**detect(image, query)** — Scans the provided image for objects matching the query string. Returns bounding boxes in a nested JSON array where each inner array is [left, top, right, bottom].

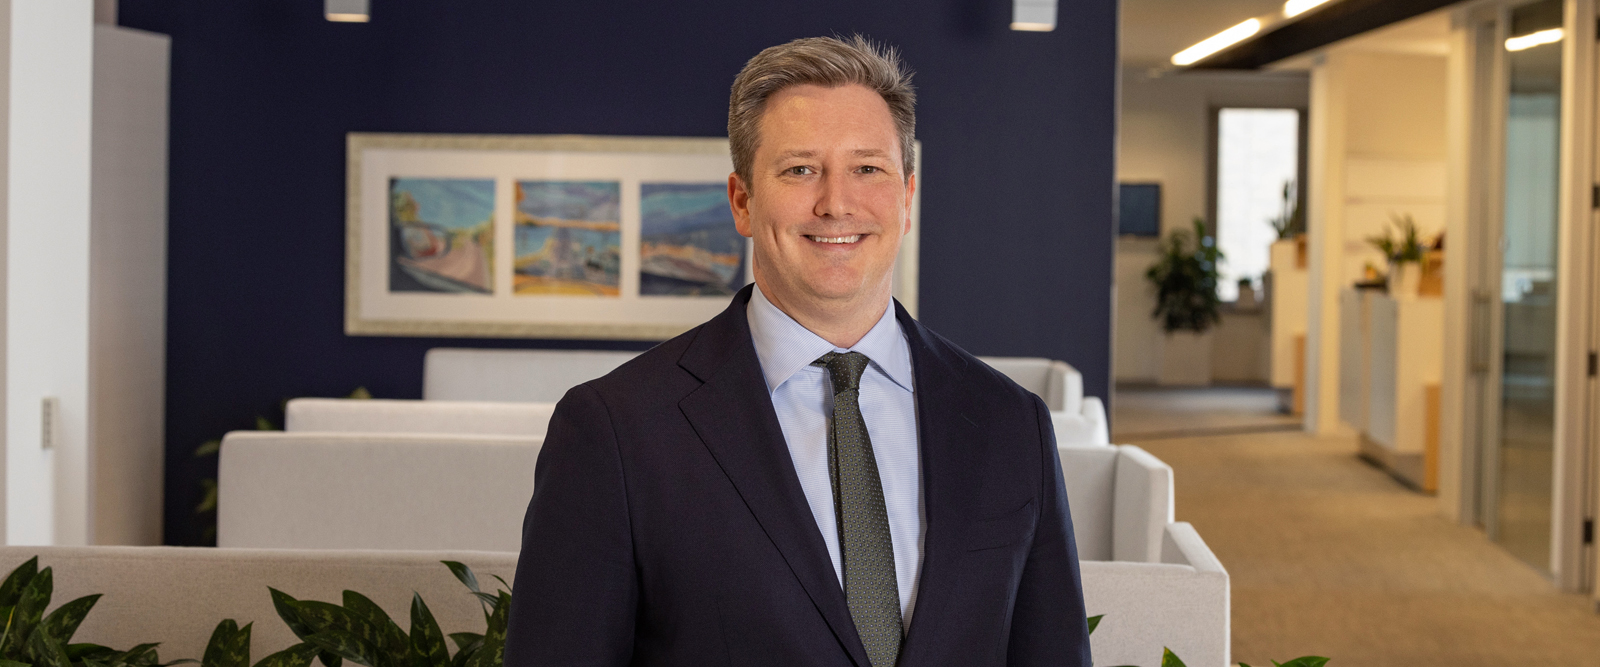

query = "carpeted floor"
[[1115, 387, 1600, 666]]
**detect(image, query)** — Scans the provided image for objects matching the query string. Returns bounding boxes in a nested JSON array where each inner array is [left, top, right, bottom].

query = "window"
[[1215, 108, 1300, 301]]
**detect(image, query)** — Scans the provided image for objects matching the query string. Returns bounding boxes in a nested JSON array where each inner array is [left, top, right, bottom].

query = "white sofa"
[[217, 431, 541, 551], [423, 348, 638, 402], [285, 397, 556, 437], [0, 546, 517, 662], [1081, 523, 1230, 667], [216, 435, 1223, 665], [421, 348, 1110, 446]]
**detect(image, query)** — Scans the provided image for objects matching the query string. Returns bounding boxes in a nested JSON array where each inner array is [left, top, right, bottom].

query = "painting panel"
[[389, 178, 495, 294], [514, 180, 622, 297], [639, 182, 746, 296]]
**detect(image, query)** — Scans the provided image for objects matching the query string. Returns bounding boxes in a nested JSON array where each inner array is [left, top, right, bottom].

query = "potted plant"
[[1365, 214, 1425, 298], [1146, 218, 1223, 386]]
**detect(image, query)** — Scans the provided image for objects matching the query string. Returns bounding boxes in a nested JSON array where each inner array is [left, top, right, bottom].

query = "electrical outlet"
[[41, 397, 57, 449]]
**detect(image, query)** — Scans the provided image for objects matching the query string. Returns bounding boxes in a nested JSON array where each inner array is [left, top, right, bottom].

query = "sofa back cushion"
[[218, 432, 540, 551], [423, 348, 638, 402], [285, 398, 556, 437]]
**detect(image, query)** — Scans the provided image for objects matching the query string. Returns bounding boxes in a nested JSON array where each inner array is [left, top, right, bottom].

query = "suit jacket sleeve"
[[1007, 394, 1093, 666], [505, 383, 637, 667]]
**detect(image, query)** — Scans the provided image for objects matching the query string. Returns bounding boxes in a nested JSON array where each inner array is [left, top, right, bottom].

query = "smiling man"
[[504, 36, 1091, 667]]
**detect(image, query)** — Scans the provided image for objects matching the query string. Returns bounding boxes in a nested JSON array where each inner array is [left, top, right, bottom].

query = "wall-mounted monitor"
[[1118, 182, 1161, 237]]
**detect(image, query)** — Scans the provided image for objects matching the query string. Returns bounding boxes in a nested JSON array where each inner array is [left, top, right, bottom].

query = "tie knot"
[[813, 351, 871, 393]]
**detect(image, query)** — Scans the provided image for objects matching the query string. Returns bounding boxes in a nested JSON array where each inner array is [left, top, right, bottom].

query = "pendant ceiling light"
[[1011, 0, 1056, 32], [326, 0, 370, 23]]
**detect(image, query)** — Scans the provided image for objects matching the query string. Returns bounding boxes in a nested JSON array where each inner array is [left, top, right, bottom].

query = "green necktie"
[[814, 351, 902, 667]]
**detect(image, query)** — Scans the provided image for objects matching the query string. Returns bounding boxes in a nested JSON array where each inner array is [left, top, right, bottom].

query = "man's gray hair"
[[728, 35, 916, 190]]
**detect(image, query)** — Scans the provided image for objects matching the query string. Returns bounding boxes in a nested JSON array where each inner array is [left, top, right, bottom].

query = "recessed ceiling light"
[[1012, 0, 1056, 32], [1284, 0, 1334, 19], [1505, 27, 1563, 51], [1172, 19, 1261, 66], [326, 0, 369, 23]]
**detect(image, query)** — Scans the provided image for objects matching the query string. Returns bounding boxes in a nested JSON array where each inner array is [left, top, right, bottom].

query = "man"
[[504, 36, 1091, 666]]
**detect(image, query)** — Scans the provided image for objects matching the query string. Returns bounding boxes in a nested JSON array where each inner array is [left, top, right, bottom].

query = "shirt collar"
[[746, 283, 914, 395]]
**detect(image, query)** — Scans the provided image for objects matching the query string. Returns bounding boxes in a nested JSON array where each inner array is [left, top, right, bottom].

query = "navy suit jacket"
[[504, 286, 1091, 666]]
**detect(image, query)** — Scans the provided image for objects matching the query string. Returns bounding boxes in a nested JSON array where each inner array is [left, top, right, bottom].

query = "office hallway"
[[1115, 387, 1600, 666]]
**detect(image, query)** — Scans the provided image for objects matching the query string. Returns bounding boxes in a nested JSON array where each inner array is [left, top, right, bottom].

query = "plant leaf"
[[7, 566, 54, 659], [347, 388, 372, 400], [291, 602, 391, 667], [0, 659, 30, 667], [27, 625, 73, 667], [0, 557, 39, 608], [341, 591, 406, 659], [270, 589, 342, 667], [440, 563, 479, 594], [1085, 614, 1102, 635], [201, 620, 251, 667], [406, 594, 448, 667], [67, 643, 119, 662], [106, 642, 161, 667], [465, 592, 510, 667], [445, 635, 480, 653], [40, 593, 100, 644], [1276, 658, 1330, 667], [254, 417, 276, 431], [196, 479, 219, 515], [487, 576, 511, 594], [251, 643, 319, 667], [194, 440, 221, 458], [1161, 647, 1187, 667], [303, 631, 384, 667]]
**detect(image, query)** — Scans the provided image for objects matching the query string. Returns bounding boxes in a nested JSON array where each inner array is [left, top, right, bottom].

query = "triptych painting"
[[348, 134, 918, 340]]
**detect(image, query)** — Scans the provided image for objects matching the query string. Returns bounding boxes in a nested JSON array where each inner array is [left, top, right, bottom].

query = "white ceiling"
[[1121, 0, 1288, 68], [1121, 0, 1454, 69]]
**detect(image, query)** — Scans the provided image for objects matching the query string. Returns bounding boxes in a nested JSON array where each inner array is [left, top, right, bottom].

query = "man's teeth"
[[808, 235, 861, 244]]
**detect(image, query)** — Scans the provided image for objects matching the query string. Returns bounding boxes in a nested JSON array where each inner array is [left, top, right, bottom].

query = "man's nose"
[[813, 169, 855, 219]]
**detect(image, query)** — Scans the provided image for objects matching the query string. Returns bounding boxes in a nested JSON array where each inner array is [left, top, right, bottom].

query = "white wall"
[[1115, 68, 1308, 383], [5, 0, 94, 545]]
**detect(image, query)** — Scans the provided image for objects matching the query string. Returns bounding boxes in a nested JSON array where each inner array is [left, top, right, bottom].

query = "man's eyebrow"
[[851, 148, 891, 158], [775, 150, 818, 160]]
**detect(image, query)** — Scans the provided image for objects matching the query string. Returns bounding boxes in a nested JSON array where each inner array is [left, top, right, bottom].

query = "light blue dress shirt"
[[746, 284, 924, 627]]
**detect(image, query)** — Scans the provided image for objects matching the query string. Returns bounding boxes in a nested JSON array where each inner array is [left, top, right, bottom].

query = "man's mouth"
[[806, 235, 863, 244]]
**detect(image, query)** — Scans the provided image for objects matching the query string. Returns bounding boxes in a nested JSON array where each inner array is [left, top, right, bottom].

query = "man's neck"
[[756, 280, 890, 349]]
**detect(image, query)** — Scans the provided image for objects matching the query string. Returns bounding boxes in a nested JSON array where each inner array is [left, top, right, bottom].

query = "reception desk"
[[1339, 289, 1443, 491]]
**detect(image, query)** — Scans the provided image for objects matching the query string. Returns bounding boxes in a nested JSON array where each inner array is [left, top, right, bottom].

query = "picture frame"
[[346, 133, 921, 340]]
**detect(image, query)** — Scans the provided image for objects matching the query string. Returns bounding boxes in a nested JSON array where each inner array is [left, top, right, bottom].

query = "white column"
[[5, 0, 94, 545], [1303, 53, 1347, 435]]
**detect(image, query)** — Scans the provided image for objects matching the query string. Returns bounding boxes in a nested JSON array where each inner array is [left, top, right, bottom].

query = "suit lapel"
[[894, 303, 989, 662], [677, 287, 870, 667]]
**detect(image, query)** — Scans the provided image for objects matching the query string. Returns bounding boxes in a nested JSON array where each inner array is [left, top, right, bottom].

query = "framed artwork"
[[347, 133, 921, 340]]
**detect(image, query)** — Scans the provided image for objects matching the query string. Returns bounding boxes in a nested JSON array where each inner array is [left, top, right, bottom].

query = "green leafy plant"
[[0, 557, 190, 667], [1365, 214, 1425, 267], [1146, 218, 1224, 334], [192, 388, 372, 545], [200, 561, 508, 667], [1268, 180, 1304, 241]]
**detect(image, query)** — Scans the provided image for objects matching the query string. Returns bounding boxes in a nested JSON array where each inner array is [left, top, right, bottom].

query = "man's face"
[[729, 83, 916, 311]]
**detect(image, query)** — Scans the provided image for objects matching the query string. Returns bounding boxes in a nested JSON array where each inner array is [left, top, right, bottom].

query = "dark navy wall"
[[119, 0, 1118, 546]]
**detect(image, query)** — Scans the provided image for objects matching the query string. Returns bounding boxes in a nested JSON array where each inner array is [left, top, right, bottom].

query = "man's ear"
[[901, 173, 917, 235], [729, 172, 754, 238]]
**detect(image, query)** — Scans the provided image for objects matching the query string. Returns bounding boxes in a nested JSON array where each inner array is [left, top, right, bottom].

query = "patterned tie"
[[813, 351, 902, 667]]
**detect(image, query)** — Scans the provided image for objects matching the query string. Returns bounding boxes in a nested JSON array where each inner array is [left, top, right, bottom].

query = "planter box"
[[1159, 330, 1213, 386]]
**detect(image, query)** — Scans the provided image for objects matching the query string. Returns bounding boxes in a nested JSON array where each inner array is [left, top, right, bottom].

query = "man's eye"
[[786, 166, 814, 176], [859, 165, 881, 174]]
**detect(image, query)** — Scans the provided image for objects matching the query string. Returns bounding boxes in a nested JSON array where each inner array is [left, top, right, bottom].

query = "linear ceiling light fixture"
[[1505, 27, 1563, 51], [1171, 19, 1261, 66], [1011, 0, 1057, 31], [326, 0, 370, 23], [1283, 0, 1336, 19]]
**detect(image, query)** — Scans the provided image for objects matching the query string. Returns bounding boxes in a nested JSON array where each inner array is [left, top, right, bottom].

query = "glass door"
[[1480, 0, 1565, 573]]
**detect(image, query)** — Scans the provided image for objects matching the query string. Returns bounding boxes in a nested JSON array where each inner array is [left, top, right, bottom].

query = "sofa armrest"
[[1160, 522, 1226, 576], [1048, 360, 1084, 416], [1081, 396, 1109, 446], [1111, 445, 1175, 563]]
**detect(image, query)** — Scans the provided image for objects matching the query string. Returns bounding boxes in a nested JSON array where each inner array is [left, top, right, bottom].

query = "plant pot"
[[1389, 262, 1421, 300], [1159, 330, 1213, 386]]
